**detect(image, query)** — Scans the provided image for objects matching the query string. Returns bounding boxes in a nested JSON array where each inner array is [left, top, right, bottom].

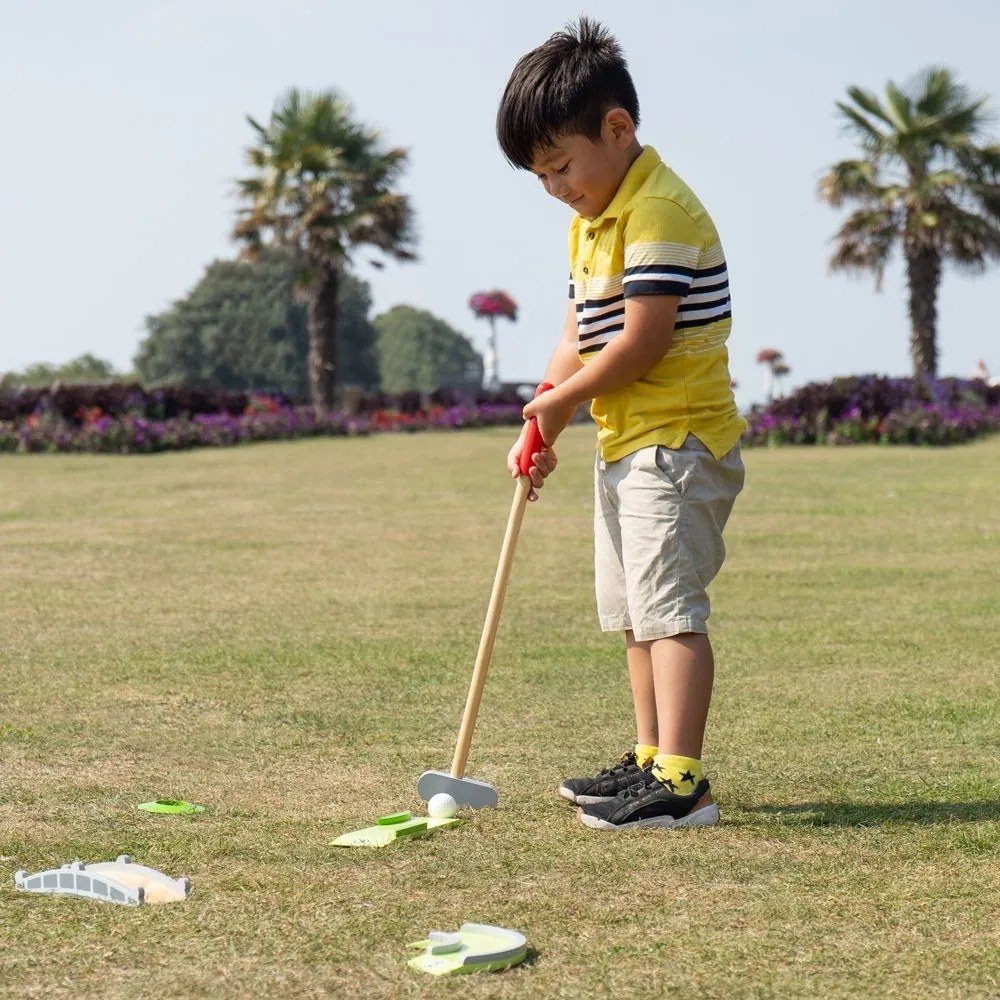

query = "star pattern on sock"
[[652, 757, 702, 797]]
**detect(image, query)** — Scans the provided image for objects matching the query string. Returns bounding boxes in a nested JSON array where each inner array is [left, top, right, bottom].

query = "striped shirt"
[[568, 146, 745, 461]]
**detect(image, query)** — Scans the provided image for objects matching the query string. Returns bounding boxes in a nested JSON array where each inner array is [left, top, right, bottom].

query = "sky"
[[3, 0, 1000, 408]]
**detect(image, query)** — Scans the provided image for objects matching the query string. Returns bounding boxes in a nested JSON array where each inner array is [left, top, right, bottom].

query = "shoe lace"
[[620, 763, 657, 800], [596, 751, 638, 778]]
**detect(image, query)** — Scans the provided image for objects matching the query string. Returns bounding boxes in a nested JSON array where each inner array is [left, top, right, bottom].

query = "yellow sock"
[[634, 743, 658, 768], [652, 754, 703, 794]]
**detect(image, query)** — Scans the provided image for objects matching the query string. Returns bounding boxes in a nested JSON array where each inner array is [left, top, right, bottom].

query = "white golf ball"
[[427, 792, 458, 819]]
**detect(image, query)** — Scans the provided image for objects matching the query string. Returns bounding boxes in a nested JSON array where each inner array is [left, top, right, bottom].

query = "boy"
[[496, 18, 746, 830]]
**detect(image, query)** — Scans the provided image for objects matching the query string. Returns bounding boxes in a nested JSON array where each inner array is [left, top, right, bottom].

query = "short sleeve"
[[621, 197, 703, 298]]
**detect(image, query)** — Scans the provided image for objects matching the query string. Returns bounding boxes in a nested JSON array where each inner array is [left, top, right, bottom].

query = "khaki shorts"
[[594, 435, 745, 641]]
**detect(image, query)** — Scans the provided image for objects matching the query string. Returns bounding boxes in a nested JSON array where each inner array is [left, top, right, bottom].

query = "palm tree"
[[819, 67, 1000, 381], [234, 89, 416, 410]]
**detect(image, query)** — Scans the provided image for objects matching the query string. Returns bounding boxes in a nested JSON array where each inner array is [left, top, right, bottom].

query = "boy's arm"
[[508, 301, 582, 497], [542, 300, 585, 399], [523, 294, 680, 442]]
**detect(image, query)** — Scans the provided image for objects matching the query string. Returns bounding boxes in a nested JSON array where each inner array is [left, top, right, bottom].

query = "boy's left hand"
[[522, 392, 575, 449]]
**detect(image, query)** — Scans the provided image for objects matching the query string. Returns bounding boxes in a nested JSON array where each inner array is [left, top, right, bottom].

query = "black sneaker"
[[558, 751, 648, 805], [578, 774, 719, 830]]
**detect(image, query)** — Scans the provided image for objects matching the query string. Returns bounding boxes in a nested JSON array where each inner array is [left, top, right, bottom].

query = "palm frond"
[[884, 81, 914, 133], [845, 87, 894, 127], [828, 208, 900, 289], [245, 115, 268, 138], [934, 102, 985, 137], [910, 67, 969, 117], [913, 67, 955, 115], [952, 142, 1000, 188], [934, 201, 1000, 266], [817, 159, 885, 207], [836, 102, 886, 155], [964, 180, 1000, 219], [912, 170, 961, 201]]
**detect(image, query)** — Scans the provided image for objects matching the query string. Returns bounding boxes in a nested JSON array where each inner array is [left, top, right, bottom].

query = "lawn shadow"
[[520, 946, 541, 968], [754, 801, 998, 827]]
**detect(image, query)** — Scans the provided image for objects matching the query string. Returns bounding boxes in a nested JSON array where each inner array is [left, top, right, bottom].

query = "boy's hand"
[[521, 391, 575, 453], [507, 429, 558, 502]]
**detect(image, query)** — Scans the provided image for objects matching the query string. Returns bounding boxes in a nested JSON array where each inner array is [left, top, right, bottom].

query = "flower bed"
[[743, 375, 1000, 446], [0, 384, 528, 455], [3, 376, 997, 454]]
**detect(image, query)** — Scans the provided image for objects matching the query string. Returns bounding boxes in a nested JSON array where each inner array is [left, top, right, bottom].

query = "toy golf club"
[[418, 384, 553, 809]]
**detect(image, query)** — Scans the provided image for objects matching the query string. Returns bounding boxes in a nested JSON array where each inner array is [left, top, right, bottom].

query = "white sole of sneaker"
[[558, 786, 618, 805], [578, 802, 721, 831]]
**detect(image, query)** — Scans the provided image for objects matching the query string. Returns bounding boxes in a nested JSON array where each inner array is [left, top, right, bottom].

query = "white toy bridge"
[[14, 855, 191, 906]]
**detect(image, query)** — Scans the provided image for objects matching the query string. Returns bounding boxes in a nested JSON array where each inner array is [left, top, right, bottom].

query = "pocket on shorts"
[[651, 444, 691, 496]]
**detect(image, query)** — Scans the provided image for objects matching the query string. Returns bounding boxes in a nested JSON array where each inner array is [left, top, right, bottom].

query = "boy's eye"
[[556, 162, 570, 174]]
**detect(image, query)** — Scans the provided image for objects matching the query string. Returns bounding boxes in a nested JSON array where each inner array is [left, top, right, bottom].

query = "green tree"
[[1, 353, 121, 388], [134, 248, 378, 397], [336, 277, 380, 390], [819, 67, 1000, 380], [233, 88, 415, 411], [374, 306, 482, 394]]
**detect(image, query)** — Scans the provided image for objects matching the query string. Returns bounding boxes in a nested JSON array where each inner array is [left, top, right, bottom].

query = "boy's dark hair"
[[496, 17, 640, 170]]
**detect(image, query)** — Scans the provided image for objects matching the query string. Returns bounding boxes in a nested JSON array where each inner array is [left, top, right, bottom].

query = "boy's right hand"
[[507, 428, 557, 502]]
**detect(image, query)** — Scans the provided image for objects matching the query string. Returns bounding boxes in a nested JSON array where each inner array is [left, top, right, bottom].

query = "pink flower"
[[756, 348, 783, 364], [469, 290, 518, 321]]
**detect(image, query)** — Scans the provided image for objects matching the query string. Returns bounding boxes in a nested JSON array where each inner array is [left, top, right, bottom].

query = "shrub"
[[743, 375, 1000, 446], [0, 384, 532, 455]]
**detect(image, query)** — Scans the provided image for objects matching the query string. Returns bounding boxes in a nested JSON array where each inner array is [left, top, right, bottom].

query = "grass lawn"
[[1, 426, 998, 998]]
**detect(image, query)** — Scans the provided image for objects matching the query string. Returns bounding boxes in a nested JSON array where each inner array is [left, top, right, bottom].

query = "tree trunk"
[[306, 266, 340, 413], [905, 245, 941, 383]]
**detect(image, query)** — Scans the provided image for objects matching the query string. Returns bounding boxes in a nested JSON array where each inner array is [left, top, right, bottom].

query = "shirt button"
[[583, 266, 589, 274], [587, 231, 595, 240]]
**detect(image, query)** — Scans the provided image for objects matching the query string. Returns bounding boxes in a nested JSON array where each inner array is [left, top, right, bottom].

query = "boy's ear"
[[603, 107, 637, 149]]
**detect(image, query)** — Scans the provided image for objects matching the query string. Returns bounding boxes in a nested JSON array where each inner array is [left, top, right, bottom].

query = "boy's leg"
[[649, 632, 715, 809], [625, 631, 715, 759], [557, 459, 659, 805], [558, 632, 656, 804], [650, 632, 714, 760], [626, 631, 658, 749], [595, 455, 659, 760], [622, 631, 714, 807]]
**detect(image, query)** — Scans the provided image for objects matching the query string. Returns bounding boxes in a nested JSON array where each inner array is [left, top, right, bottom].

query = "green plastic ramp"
[[407, 923, 528, 976], [331, 811, 460, 848]]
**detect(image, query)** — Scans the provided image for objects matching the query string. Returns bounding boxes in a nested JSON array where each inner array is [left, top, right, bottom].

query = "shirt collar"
[[587, 145, 662, 226]]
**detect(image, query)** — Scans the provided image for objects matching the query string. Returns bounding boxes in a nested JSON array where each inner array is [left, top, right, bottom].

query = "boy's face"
[[529, 111, 639, 219]]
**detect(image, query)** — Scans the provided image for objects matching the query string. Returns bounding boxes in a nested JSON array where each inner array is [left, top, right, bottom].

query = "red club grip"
[[518, 382, 554, 477]]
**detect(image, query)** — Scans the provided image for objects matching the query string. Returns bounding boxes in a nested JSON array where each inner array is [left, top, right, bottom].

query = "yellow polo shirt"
[[569, 145, 746, 461]]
